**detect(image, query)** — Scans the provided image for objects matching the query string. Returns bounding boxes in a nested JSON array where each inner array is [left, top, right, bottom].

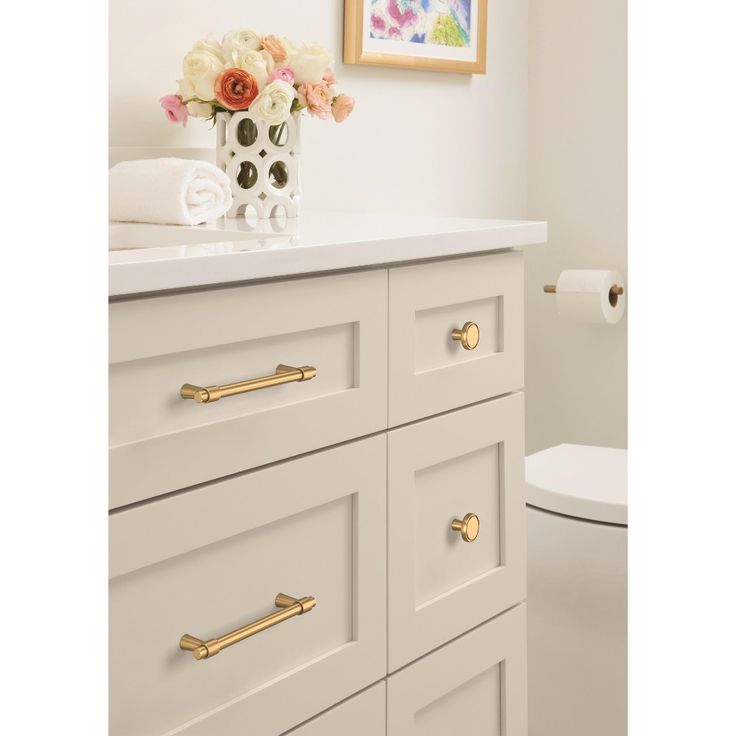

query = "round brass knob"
[[451, 513, 480, 542], [451, 321, 480, 350]]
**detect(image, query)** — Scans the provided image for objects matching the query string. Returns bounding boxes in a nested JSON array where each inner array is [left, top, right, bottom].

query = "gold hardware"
[[451, 321, 480, 350], [179, 593, 316, 661], [451, 513, 480, 543], [180, 364, 316, 403], [544, 284, 624, 300]]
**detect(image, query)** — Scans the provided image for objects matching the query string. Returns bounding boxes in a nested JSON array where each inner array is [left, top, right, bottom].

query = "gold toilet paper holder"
[[544, 283, 624, 307]]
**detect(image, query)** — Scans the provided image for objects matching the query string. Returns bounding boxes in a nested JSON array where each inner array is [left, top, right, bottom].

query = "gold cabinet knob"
[[451, 321, 480, 350], [451, 513, 480, 542]]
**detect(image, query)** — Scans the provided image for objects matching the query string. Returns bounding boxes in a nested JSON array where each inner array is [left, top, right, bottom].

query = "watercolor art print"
[[369, 0, 472, 49], [344, 0, 487, 73]]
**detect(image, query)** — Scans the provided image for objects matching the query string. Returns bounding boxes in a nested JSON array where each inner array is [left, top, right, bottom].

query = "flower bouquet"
[[160, 30, 355, 218]]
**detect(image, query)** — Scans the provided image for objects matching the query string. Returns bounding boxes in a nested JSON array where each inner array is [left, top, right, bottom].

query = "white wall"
[[109, 0, 528, 218], [525, 0, 627, 454]]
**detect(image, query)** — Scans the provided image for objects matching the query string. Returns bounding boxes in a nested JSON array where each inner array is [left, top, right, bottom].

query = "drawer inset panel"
[[387, 604, 527, 736], [388, 252, 523, 425], [414, 444, 501, 606], [388, 394, 525, 670], [109, 269, 387, 508], [109, 436, 386, 736], [414, 295, 501, 373], [110, 323, 355, 445]]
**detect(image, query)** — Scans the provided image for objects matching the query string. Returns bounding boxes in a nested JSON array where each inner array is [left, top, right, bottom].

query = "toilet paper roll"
[[555, 269, 625, 324]]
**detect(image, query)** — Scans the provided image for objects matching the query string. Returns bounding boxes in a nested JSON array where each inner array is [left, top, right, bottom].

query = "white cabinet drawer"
[[109, 269, 387, 508], [388, 252, 523, 426], [387, 394, 525, 670], [387, 604, 527, 736], [109, 436, 386, 736], [286, 682, 385, 736]]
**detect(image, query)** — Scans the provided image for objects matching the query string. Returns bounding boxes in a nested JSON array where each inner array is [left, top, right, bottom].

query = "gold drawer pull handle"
[[180, 363, 317, 403], [451, 513, 480, 542], [180, 593, 316, 661], [451, 321, 480, 350]]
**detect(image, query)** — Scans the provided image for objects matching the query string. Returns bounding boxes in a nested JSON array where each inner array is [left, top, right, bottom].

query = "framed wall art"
[[344, 0, 487, 74]]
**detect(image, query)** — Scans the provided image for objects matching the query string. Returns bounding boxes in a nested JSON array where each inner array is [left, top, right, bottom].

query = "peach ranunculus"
[[296, 82, 332, 120], [331, 94, 355, 123], [261, 34, 287, 63], [323, 68, 336, 85], [160, 95, 190, 126], [214, 68, 259, 110]]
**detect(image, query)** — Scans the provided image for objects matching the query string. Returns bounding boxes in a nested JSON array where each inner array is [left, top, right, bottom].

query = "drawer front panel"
[[109, 437, 386, 736], [388, 252, 523, 425], [387, 394, 525, 670], [387, 604, 527, 736], [109, 269, 387, 508], [287, 682, 385, 736]]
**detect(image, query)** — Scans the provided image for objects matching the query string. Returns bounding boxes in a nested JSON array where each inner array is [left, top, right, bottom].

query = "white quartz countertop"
[[109, 212, 546, 297]]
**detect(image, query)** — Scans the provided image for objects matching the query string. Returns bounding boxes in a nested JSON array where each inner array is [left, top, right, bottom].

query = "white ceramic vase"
[[216, 111, 301, 219]]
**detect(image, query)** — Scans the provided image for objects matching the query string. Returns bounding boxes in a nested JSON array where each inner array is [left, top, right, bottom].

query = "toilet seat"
[[525, 444, 627, 525]]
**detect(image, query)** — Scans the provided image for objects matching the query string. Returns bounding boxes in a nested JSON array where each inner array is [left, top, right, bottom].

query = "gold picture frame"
[[344, 0, 487, 74]]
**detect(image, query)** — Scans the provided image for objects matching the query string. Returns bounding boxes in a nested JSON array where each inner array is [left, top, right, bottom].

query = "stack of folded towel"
[[109, 158, 233, 226]]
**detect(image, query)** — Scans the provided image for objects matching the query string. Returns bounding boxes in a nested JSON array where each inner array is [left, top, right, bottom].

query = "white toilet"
[[525, 444, 627, 736]]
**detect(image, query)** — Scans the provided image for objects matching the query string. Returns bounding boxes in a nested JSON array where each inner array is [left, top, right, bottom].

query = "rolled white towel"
[[109, 158, 233, 226]]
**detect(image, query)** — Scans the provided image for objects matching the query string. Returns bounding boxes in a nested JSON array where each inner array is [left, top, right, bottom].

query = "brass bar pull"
[[180, 593, 316, 661], [180, 364, 316, 403]]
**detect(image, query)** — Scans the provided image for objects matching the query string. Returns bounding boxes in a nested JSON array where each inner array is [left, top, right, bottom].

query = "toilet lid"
[[525, 444, 627, 525]]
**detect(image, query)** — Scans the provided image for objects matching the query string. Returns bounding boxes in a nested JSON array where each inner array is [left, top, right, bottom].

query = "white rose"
[[229, 49, 269, 90], [250, 80, 296, 125], [222, 28, 261, 60], [193, 34, 225, 61], [288, 42, 334, 85], [187, 100, 214, 118], [177, 77, 196, 101], [281, 37, 299, 58], [182, 45, 224, 101], [259, 49, 275, 74]]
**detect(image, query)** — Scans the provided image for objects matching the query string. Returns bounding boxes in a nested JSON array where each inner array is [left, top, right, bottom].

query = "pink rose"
[[268, 67, 295, 85], [332, 95, 355, 123], [296, 82, 332, 120], [261, 35, 287, 63], [159, 95, 189, 127], [323, 67, 336, 85]]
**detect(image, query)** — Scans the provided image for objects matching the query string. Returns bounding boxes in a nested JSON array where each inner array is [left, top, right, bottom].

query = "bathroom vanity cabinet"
[[108, 213, 546, 736]]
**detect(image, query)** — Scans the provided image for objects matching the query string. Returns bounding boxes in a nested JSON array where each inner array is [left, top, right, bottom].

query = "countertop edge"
[[109, 220, 547, 298]]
